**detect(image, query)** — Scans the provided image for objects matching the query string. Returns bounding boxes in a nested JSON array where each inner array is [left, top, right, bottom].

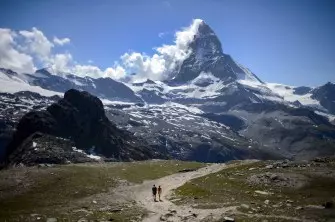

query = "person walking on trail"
[[152, 185, 157, 202], [158, 185, 162, 201]]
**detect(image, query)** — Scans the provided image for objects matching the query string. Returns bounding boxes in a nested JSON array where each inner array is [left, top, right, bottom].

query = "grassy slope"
[[172, 161, 335, 222], [0, 160, 205, 221]]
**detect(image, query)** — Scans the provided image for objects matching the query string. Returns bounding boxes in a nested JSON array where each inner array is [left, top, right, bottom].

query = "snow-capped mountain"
[[1, 20, 335, 164], [0, 67, 142, 103]]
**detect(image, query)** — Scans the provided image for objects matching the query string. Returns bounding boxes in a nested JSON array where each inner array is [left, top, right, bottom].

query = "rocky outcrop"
[[7, 133, 98, 166], [4, 89, 165, 166], [311, 82, 335, 114]]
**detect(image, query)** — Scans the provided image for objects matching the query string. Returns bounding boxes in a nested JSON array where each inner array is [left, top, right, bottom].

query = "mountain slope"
[[4, 89, 164, 166], [1, 20, 335, 163], [0, 68, 143, 103]]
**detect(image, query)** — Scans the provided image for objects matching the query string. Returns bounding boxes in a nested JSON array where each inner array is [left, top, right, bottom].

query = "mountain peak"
[[190, 20, 223, 55], [169, 20, 264, 85]]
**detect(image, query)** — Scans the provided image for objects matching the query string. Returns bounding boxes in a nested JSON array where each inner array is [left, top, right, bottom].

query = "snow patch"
[[72, 147, 101, 160], [0, 75, 62, 97], [266, 83, 320, 107]]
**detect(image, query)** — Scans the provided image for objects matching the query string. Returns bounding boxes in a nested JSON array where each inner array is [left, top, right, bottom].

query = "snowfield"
[[0, 71, 62, 97]]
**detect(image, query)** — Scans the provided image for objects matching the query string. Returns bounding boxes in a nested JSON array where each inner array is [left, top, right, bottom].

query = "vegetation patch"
[[172, 160, 335, 221], [0, 160, 205, 221]]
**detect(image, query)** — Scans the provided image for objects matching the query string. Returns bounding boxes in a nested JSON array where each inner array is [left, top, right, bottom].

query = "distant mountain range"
[[1, 20, 335, 165]]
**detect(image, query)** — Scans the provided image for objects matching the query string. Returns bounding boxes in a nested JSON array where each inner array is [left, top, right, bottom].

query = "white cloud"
[[104, 66, 126, 79], [19, 27, 54, 63], [121, 18, 204, 82], [50, 53, 73, 73], [53, 37, 71, 46], [0, 19, 204, 81], [72, 65, 103, 78], [0, 28, 36, 73], [158, 32, 167, 38]]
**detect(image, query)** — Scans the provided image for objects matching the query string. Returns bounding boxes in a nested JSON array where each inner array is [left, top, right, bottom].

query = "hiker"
[[152, 185, 157, 201], [158, 185, 162, 201]]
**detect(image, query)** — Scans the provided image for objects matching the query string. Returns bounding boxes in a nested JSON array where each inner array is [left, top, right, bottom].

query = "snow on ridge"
[[156, 102, 204, 114], [72, 147, 101, 160], [315, 111, 335, 122], [235, 63, 262, 83], [191, 71, 219, 84], [0, 73, 62, 97], [266, 83, 320, 106], [100, 99, 135, 105]]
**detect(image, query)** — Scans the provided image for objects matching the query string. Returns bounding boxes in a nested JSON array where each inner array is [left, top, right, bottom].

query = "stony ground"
[[0, 160, 205, 221], [172, 158, 335, 222], [1, 158, 335, 222]]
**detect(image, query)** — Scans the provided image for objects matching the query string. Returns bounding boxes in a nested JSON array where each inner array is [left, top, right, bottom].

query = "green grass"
[[0, 160, 205, 221], [172, 161, 335, 221]]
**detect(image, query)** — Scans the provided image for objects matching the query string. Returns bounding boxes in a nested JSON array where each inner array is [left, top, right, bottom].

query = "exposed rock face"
[[0, 91, 60, 162], [311, 82, 335, 115], [4, 89, 165, 166], [7, 133, 98, 166]]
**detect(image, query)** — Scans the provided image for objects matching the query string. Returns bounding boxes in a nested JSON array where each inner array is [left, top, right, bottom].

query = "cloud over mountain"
[[0, 19, 204, 82]]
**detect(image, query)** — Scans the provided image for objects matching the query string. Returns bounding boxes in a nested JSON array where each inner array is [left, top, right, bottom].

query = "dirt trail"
[[124, 163, 235, 222]]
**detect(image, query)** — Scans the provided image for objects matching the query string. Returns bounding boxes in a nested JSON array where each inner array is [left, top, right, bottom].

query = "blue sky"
[[0, 0, 334, 86]]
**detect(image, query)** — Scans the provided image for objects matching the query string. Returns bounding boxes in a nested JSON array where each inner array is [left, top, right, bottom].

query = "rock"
[[99, 206, 111, 212], [73, 209, 92, 214], [305, 205, 325, 209], [165, 213, 174, 217], [180, 214, 193, 220], [178, 168, 196, 173], [77, 219, 88, 222], [192, 213, 198, 217], [265, 165, 273, 169], [92, 200, 97, 204], [281, 163, 289, 168], [223, 216, 235, 222], [160, 215, 167, 221], [295, 206, 303, 210], [264, 200, 270, 205], [248, 167, 256, 170], [110, 208, 123, 213], [286, 203, 292, 207], [323, 201, 334, 209], [46, 219, 57, 222], [270, 174, 279, 180], [286, 200, 294, 203], [255, 190, 272, 195], [169, 209, 177, 214], [241, 204, 250, 209]]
